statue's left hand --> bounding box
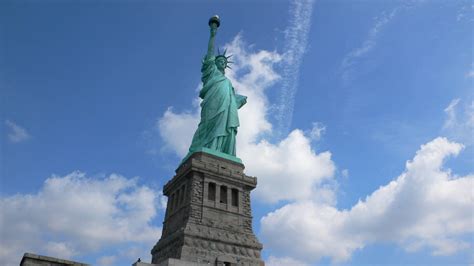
[236,94,247,109]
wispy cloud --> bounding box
[307,121,326,141]
[5,120,30,143]
[443,98,474,145]
[456,3,474,22]
[275,0,314,137]
[467,64,474,78]
[341,8,399,82]
[444,98,461,128]
[340,1,431,83]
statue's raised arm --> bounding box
[183,15,247,164]
[207,16,219,58]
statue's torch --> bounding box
[208,15,220,29]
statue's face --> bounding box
[216,57,226,71]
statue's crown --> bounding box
[216,48,234,69]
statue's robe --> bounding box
[187,55,247,157]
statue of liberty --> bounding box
[184,15,247,163]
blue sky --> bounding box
[1,0,473,265]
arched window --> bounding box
[208,182,216,201]
[231,188,239,207]
[220,186,228,204]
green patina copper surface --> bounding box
[183,16,246,164]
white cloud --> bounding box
[275,0,314,135]
[443,98,474,145]
[155,35,335,204]
[308,122,326,141]
[5,120,30,143]
[468,70,474,78]
[0,172,162,266]
[467,64,474,78]
[158,108,199,157]
[97,255,117,266]
[261,137,473,263]
[261,201,355,262]
[266,255,309,266]
[241,130,335,204]
[341,169,349,178]
[44,242,77,259]
[224,35,281,146]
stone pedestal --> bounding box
[151,152,264,266]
